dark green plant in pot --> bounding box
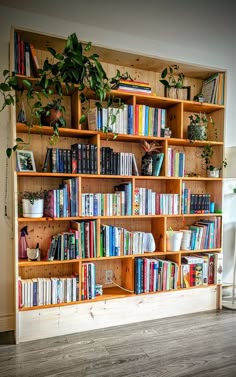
[187,113,208,141]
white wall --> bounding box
[0,3,235,330]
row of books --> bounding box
[116,79,152,94]
[100,148,138,176]
[82,182,132,217]
[18,275,79,308]
[43,145,139,176]
[134,189,179,215]
[44,178,79,218]
[100,226,154,257]
[42,145,97,174]
[88,104,166,137]
[135,257,179,294]
[81,263,96,300]
[180,217,221,251]
[181,184,211,214]
[201,73,225,105]
[167,149,185,177]
[14,31,39,77]
[181,253,222,288]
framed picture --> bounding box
[16,150,36,172]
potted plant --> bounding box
[187,112,208,141]
[141,140,162,176]
[200,144,227,177]
[193,93,207,103]
[159,64,184,99]
[0,33,129,157]
[21,191,45,218]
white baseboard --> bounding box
[0,314,14,332]
[18,287,218,343]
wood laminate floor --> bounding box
[0,309,236,377]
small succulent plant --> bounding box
[142,140,162,154]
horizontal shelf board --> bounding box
[18,251,181,266]
[16,123,224,146]
[180,248,221,253]
[16,172,223,181]
[168,138,223,147]
[167,213,222,217]
[183,100,224,113]
[182,176,223,181]
[18,259,81,266]
[18,213,223,222]
[16,124,97,137]
[16,75,78,95]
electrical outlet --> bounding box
[105,270,113,284]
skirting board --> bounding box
[0,314,14,332]
[18,287,218,343]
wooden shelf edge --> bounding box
[16,123,224,145]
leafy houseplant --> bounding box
[200,144,227,177]
[141,140,162,176]
[0,33,130,157]
[160,64,184,99]
[187,113,208,141]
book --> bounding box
[152,153,164,176]
[29,43,40,75]
[42,148,52,172]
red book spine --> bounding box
[143,258,147,293]
[134,104,139,135]
[208,255,215,284]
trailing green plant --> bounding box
[200,144,227,171]
[159,64,184,98]
[1,33,132,157]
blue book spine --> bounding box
[135,258,141,294]
[145,106,149,136]
[127,105,133,134]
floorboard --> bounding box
[0,309,236,377]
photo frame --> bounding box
[16,150,36,172]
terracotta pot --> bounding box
[41,108,63,126]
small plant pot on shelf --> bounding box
[207,168,220,178]
[166,231,183,252]
[187,125,207,141]
[22,199,44,218]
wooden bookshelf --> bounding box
[12,27,225,343]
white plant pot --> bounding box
[166,231,183,252]
[207,168,220,178]
[22,199,44,218]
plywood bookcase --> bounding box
[11,27,225,343]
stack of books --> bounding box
[201,73,225,105]
[117,80,152,94]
